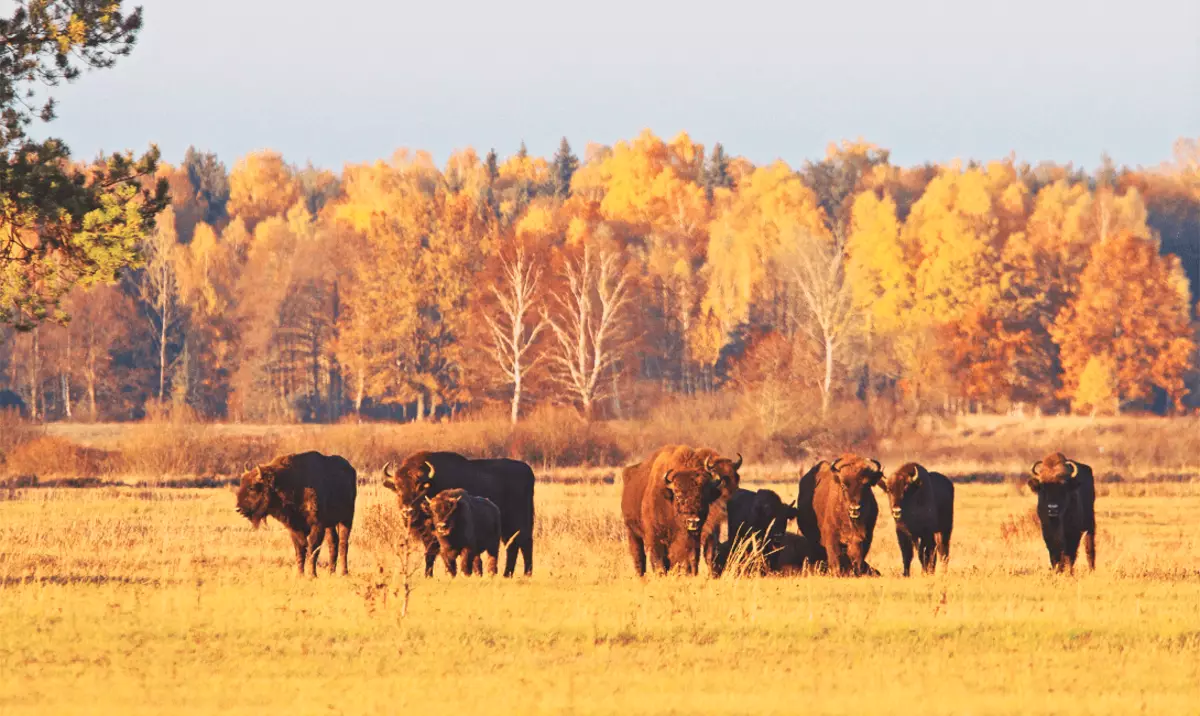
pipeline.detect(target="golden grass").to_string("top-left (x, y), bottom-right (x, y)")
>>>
top-left (2, 477), bottom-right (1200, 715)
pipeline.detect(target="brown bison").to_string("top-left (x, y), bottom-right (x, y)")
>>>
top-left (235, 451), bottom-right (357, 576)
top-left (625, 445), bottom-right (742, 574)
top-left (1028, 453), bottom-right (1096, 572)
top-left (878, 462), bottom-right (954, 576)
top-left (425, 489), bottom-right (502, 577)
top-left (383, 452), bottom-right (534, 577)
top-left (718, 488), bottom-right (799, 575)
top-left (622, 454), bottom-right (724, 576)
top-left (796, 454), bottom-right (883, 576)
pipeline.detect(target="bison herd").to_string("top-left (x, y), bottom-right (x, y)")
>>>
top-left (234, 446), bottom-right (1098, 578)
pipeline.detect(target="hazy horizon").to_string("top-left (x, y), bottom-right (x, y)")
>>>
top-left (35, 0), bottom-right (1200, 169)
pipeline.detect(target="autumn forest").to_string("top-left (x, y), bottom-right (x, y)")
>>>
top-left (3, 133), bottom-right (1199, 426)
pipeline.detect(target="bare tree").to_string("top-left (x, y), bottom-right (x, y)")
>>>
top-left (138, 211), bottom-right (180, 402)
top-left (786, 232), bottom-right (857, 417)
top-left (483, 248), bottom-right (547, 424)
top-left (544, 247), bottom-right (632, 420)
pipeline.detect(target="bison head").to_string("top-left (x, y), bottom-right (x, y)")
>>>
top-left (235, 463), bottom-right (276, 527)
top-left (749, 490), bottom-right (798, 548)
top-left (382, 459), bottom-right (436, 527)
top-left (702, 452), bottom-right (743, 496)
top-left (880, 462), bottom-right (925, 521)
top-left (830, 454), bottom-right (883, 521)
top-left (663, 468), bottom-right (722, 534)
top-left (425, 489), bottom-right (465, 538)
top-left (1028, 452), bottom-right (1081, 520)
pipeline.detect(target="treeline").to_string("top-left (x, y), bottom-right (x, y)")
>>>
top-left (2, 134), bottom-right (1198, 425)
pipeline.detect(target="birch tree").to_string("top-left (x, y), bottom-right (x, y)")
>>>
top-left (786, 231), bottom-right (856, 417)
top-left (483, 249), bottom-right (547, 424)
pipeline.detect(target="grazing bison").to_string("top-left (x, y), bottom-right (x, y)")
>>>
top-left (1028, 453), bottom-right (1096, 572)
top-left (425, 489), bottom-right (502, 577)
top-left (622, 455), bottom-right (723, 576)
top-left (235, 451), bottom-right (357, 576)
top-left (720, 488), bottom-right (798, 574)
top-left (383, 452), bottom-right (534, 577)
top-left (796, 454), bottom-right (883, 576)
top-left (878, 462), bottom-right (954, 576)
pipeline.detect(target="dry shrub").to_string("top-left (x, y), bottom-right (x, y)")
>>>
top-left (2, 436), bottom-right (110, 479)
top-left (509, 406), bottom-right (627, 468)
top-left (112, 424), bottom-right (280, 480)
top-left (1000, 508), bottom-right (1041, 546)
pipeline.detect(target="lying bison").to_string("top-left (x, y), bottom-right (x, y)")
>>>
top-left (878, 462), bottom-right (954, 576)
top-left (1028, 453), bottom-right (1096, 572)
top-left (622, 453), bottom-right (723, 576)
top-left (383, 452), bottom-right (535, 577)
top-left (716, 488), bottom-right (798, 575)
top-left (797, 454), bottom-right (882, 576)
top-left (426, 489), bottom-right (502, 577)
top-left (235, 451), bottom-right (357, 576)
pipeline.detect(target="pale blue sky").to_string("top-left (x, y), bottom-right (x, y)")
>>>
top-left (42, 0), bottom-right (1200, 171)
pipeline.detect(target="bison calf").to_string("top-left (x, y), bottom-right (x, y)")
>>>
top-left (1028, 453), bottom-right (1096, 573)
top-left (425, 489), bottom-right (502, 577)
top-left (878, 463), bottom-right (954, 576)
top-left (717, 488), bottom-right (798, 576)
top-left (235, 451), bottom-right (357, 576)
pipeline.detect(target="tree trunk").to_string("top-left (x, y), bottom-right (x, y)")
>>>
top-left (62, 329), bottom-right (73, 420)
top-left (821, 334), bottom-right (834, 418)
top-left (511, 370), bottom-right (521, 425)
top-left (416, 391), bottom-right (425, 422)
top-left (158, 314), bottom-right (168, 401)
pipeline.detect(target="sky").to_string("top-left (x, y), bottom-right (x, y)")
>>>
top-left (35, 0), bottom-right (1200, 172)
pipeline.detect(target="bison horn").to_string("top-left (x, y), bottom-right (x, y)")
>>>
top-left (1030, 460), bottom-right (1042, 477)
top-left (733, 453), bottom-right (743, 470)
top-left (382, 462), bottom-right (393, 479)
top-left (703, 456), bottom-right (713, 471)
top-left (831, 458), bottom-right (844, 473)
top-left (663, 470), bottom-right (674, 485)
top-left (424, 496), bottom-right (432, 505)
top-left (424, 461), bottom-right (436, 480)
top-left (243, 461), bottom-right (253, 473)
top-left (868, 458), bottom-right (882, 474)
top-left (1067, 461), bottom-right (1078, 479)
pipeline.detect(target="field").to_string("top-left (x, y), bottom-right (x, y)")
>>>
top-left (2, 464), bottom-right (1200, 715)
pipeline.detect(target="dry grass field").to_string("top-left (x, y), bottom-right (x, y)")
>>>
top-left (2, 467), bottom-right (1200, 715)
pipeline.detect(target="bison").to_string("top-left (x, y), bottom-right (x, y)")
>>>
top-left (718, 488), bottom-right (799, 575)
top-left (796, 454), bottom-right (883, 576)
top-left (383, 451), bottom-right (535, 577)
top-left (878, 462), bottom-right (954, 576)
top-left (622, 455), bottom-right (724, 576)
top-left (1028, 453), bottom-right (1096, 572)
top-left (425, 489), bottom-right (502, 577)
top-left (235, 451), bottom-right (357, 576)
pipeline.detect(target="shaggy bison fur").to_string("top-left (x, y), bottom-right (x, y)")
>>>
top-left (797, 454), bottom-right (883, 576)
top-left (1028, 452), bottom-right (1096, 572)
top-left (878, 462), bottom-right (954, 576)
top-left (425, 489), bottom-right (502, 577)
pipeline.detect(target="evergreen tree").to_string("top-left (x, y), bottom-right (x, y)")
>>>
top-left (0, 1), bottom-right (168, 329)
top-left (551, 137), bottom-right (579, 199)
top-left (183, 147), bottom-right (231, 224)
top-left (703, 143), bottom-right (732, 203)
top-left (485, 148), bottom-right (499, 185)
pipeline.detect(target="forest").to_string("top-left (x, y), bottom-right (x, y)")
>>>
top-left (2, 134), bottom-right (1199, 426)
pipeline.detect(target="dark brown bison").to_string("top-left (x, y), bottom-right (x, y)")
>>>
top-left (425, 489), bottom-right (502, 577)
top-left (1028, 453), bottom-right (1096, 572)
top-left (796, 454), bottom-right (883, 576)
top-left (774, 533), bottom-right (812, 575)
top-left (622, 451), bottom-right (723, 576)
top-left (235, 451), bottom-right (357, 576)
top-left (383, 451), bottom-right (534, 577)
top-left (878, 462), bottom-right (954, 576)
top-left (717, 488), bottom-right (799, 575)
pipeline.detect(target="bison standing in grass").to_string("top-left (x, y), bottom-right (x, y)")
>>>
top-left (425, 489), bottom-right (502, 577)
top-left (797, 454), bottom-right (883, 576)
top-left (878, 462), bottom-right (954, 576)
top-left (622, 452), bottom-right (724, 576)
top-left (1028, 453), bottom-right (1096, 572)
top-left (383, 452), bottom-right (535, 577)
top-left (235, 451), bottom-right (357, 576)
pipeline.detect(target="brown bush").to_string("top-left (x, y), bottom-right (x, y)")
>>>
top-left (2, 436), bottom-right (111, 479)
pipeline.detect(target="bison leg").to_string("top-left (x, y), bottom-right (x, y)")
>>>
top-left (897, 530), bottom-right (914, 577)
top-left (485, 545), bottom-right (499, 576)
top-left (935, 531), bottom-right (950, 573)
top-left (702, 533), bottom-right (719, 577)
top-left (648, 540), bottom-right (670, 576)
top-left (423, 539), bottom-right (439, 578)
top-left (290, 532), bottom-right (308, 576)
top-left (1064, 530), bottom-right (1082, 575)
top-left (625, 525), bottom-right (647, 577)
top-left (337, 524), bottom-right (351, 575)
top-left (442, 549), bottom-right (459, 578)
top-left (519, 536), bottom-right (533, 577)
top-left (1084, 531), bottom-right (1095, 571)
top-left (326, 527), bottom-right (340, 575)
top-left (461, 550), bottom-right (475, 576)
top-left (306, 526), bottom-right (326, 577)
